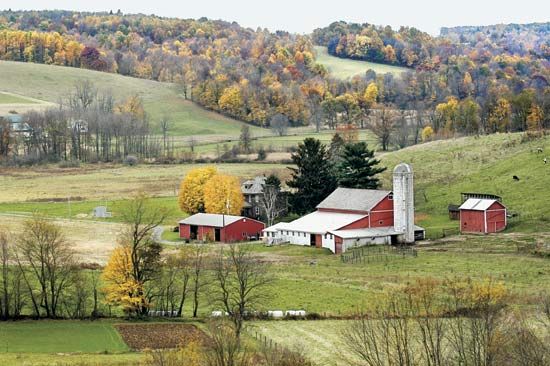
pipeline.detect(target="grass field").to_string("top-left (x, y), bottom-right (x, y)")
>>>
top-left (0, 61), bottom-right (264, 137)
top-left (378, 133), bottom-right (550, 236)
top-left (315, 46), bottom-right (408, 79)
top-left (0, 92), bottom-right (38, 104)
top-left (0, 321), bottom-right (129, 353)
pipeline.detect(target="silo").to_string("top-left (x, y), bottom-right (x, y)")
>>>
top-left (393, 163), bottom-right (415, 243)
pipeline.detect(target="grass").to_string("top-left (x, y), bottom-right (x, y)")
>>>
top-left (0, 61), bottom-right (264, 137)
top-left (0, 92), bottom-right (38, 104)
top-left (251, 320), bottom-right (355, 365)
top-left (0, 163), bottom-right (289, 203)
top-left (0, 353), bottom-right (143, 366)
top-left (0, 320), bottom-right (129, 353)
top-left (315, 46), bottom-right (408, 79)
top-left (378, 133), bottom-right (550, 236)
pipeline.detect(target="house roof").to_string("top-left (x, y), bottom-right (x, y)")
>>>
top-left (459, 198), bottom-right (503, 211)
top-left (264, 211), bottom-right (367, 234)
top-left (262, 222), bottom-right (290, 232)
top-left (241, 176), bottom-right (266, 195)
top-left (179, 213), bottom-right (244, 227)
top-left (330, 225), bottom-right (425, 239)
top-left (316, 188), bottom-right (391, 212)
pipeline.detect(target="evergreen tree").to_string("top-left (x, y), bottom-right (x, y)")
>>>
top-left (328, 133), bottom-right (345, 165)
top-left (288, 138), bottom-right (337, 214)
top-left (337, 142), bottom-right (386, 189)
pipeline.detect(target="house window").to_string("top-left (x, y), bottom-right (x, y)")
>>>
top-left (255, 195), bottom-right (259, 203)
top-left (329, 234), bottom-right (333, 239)
top-left (255, 207), bottom-right (260, 215)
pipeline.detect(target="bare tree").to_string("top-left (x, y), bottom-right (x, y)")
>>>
top-left (370, 107), bottom-right (396, 151)
top-left (191, 245), bottom-right (208, 318)
top-left (205, 319), bottom-right (252, 366)
top-left (0, 227), bottom-right (11, 319)
top-left (15, 216), bottom-right (76, 318)
top-left (212, 245), bottom-right (271, 339)
top-left (260, 183), bottom-right (285, 227)
top-left (239, 125), bottom-right (252, 154)
top-left (160, 115), bottom-right (170, 156)
top-left (269, 114), bottom-right (289, 137)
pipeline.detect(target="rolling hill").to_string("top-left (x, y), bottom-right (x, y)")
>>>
top-left (0, 61), bottom-right (264, 137)
top-left (379, 133), bottom-right (550, 236)
top-left (314, 46), bottom-right (409, 79)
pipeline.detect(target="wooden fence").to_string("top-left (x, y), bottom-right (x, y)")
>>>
top-left (341, 245), bottom-right (417, 264)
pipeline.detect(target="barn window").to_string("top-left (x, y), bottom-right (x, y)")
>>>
top-left (388, 193), bottom-right (393, 200)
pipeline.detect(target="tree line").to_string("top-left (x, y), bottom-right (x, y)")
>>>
top-left (2, 11), bottom-right (550, 141)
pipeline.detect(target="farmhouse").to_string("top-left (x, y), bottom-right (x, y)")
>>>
top-left (459, 198), bottom-right (507, 234)
top-left (179, 213), bottom-right (265, 243)
top-left (263, 163), bottom-right (425, 254)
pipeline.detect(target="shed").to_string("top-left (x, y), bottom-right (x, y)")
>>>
top-left (459, 199), bottom-right (507, 234)
top-left (179, 213), bottom-right (265, 243)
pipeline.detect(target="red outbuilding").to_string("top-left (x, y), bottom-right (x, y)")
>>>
top-left (179, 213), bottom-right (265, 243)
top-left (459, 198), bottom-right (507, 234)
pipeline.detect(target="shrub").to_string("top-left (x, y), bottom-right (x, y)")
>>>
top-left (123, 155), bottom-right (139, 166)
top-left (257, 147), bottom-right (267, 161)
top-left (58, 159), bottom-right (81, 168)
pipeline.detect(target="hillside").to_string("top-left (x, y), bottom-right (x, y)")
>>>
top-left (379, 133), bottom-right (550, 236)
top-left (314, 46), bottom-right (408, 79)
top-left (0, 61), bottom-right (263, 137)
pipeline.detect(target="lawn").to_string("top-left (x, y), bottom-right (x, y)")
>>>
top-left (0, 320), bottom-right (129, 354)
top-left (0, 61), bottom-right (264, 137)
top-left (315, 46), bottom-right (409, 79)
top-left (0, 92), bottom-right (38, 104)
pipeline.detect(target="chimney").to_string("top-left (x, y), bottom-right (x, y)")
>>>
top-left (393, 163), bottom-right (415, 243)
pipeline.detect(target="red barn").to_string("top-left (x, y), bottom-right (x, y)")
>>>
top-left (459, 199), bottom-right (507, 234)
top-left (179, 213), bottom-right (265, 243)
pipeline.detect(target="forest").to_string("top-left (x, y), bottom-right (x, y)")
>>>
top-left (1, 10), bottom-right (550, 155)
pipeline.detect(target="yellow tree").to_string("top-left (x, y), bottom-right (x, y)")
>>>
top-left (102, 246), bottom-right (147, 316)
top-left (364, 82), bottom-right (379, 104)
top-left (178, 166), bottom-right (218, 214)
top-left (203, 174), bottom-right (244, 215)
top-left (488, 98), bottom-right (512, 133)
top-left (527, 104), bottom-right (544, 132)
top-left (421, 126), bottom-right (435, 142)
top-left (218, 85), bottom-right (244, 118)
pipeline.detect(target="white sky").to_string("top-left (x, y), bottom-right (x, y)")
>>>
top-left (7, 0), bottom-right (550, 35)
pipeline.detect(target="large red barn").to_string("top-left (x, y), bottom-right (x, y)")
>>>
top-left (459, 198), bottom-right (507, 234)
top-left (179, 213), bottom-right (265, 243)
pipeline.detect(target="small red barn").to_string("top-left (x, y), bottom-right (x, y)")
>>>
top-left (179, 213), bottom-right (265, 243)
top-left (459, 199), bottom-right (507, 234)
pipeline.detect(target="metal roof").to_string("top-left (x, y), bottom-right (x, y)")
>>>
top-left (241, 176), bottom-right (266, 195)
top-left (264, 211), bottom-right (366, 234)
top-left (316, 188), bottom-right (391, 212)
top-left (459, 198), bottom-right (502, 211)
top-left (179, 213), bottom-right (244, 227)
top-left (330, 225), bottom-right (425, 239)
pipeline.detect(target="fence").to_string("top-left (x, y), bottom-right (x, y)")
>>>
top-left (341, 245), bottom-right (417, 264)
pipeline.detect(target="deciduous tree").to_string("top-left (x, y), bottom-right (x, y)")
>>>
top-left (204, 174), bottom-right (244, 215)
top-left (178, 166), bottom-right (218, 214)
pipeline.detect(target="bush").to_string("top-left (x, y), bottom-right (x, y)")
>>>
top-left (58, 159), bottom-right (81, 168)
top-left (257, 147), bottom-right (267, 161)
top-left (123, 155), bottom-right (139, 166)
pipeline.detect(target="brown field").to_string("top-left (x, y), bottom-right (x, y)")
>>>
top-left (0, 214), bottom-right (123, 264)
top-left (115, 323), bottom-right (207, 350)
top-left (0, 163), bottom-right (290, 203)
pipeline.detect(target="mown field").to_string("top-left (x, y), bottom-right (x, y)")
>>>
top-left (314, 46), bottom-right (408, 79)
top-left (0, 92), bottom-right (38, 104)
top-left (0, 61), bottom-right (263, 137)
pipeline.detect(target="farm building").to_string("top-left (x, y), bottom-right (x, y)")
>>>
top-left (263, 163), bottom-right (425, 254)
top-left (179, 213), bottom-right (265, 243)
top-left (459, 198), bottom-right (507, 234)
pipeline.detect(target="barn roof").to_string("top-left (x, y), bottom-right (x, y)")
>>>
top-left (459, 198), bottom-right (504, 211)
top-left (316, 188), bottom-right (391, 212)
top-left (330, 225), bottom-right (425, 239)
top-left (179, 213), bottom-right (244, 227)
top-left (264, 211), bottom-right (367, 234)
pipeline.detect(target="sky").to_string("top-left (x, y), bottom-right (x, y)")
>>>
top-left (9, 0), bottom-right (550, 35)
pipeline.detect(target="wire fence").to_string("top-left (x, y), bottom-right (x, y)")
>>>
top-left (341, 245), bottom-right (418, 264)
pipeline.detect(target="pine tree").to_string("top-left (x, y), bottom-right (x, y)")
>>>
top-left (288, 138), bottom-right (337, 214)
top-left (337, 142), bottom-right (386, 189)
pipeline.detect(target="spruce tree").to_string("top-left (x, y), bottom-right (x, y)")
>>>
top-left (337, 142), bottom-right (386, 189)
top-left (288, 138), bottom-right (337, 214)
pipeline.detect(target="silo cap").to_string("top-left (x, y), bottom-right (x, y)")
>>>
top-left (393, 163), bottom-right (413, 174)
